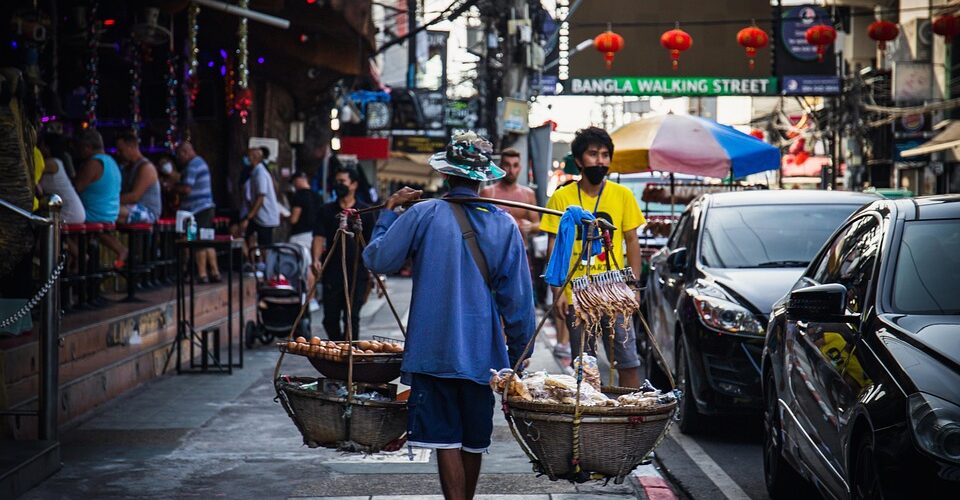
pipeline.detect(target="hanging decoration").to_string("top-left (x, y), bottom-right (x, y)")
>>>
top-left (165, 53), bottom-right (179, 151)
top-left (235, 0), bottom-right (251, 124)
top-left (867, 20), bottom-right (899, 53)
top-left (129, 42), bottom-right (143, 130)
top-left (736, 25), bottom-right (768, 71)
top-left (932, 14), bottom-right (960, 43)
top-left (185, 3), bottom-right (200, 108)
top-left (593, 27), bottom-right (624, 70)
top-left (660, 25), bottom-right (692, 71)
top-left (804, 24), bottom-right (836, 62)
top-left (85, 1), bottom-right (101, 126)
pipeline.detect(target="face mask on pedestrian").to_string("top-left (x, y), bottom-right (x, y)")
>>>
top-left (160, 161), bottom-right (173, 175)
top-left (582, 166), bottom-right (608, 185)
top-left (242, 155), bottom-right (251, 167)
top-left (334, 183), bottom-right (350, 198)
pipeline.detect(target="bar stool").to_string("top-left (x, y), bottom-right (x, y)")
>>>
top-left (213, 216), bottom-right (230, 235)
top-left (82, 222), bottom-right (107, 307)
top-left (117, 222), bottom-right (154, 301)
top-left (156, 218), bottom-right (177, 285)
top-left (60, 223), bottom-right (86, 312)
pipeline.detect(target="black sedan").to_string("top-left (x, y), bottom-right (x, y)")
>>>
top-left (642, 190), bottom-right (879, 433)
top-left (762, 195), bottom-right (960, 499)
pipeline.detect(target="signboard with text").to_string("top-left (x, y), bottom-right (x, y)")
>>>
top-left (781, 75), bottom-right (841, 95)
top-left (564, 77), bottom-right (777, 96)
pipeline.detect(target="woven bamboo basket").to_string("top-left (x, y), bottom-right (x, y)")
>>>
top-left (276, 376), bottom-right (407, 453)
top-left (505, 386), bottom-right (675, 483)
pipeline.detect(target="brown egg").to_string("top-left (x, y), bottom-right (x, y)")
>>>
top-left (309, 337), bottom-right (321, 345)
top-left (295, 336), bottom-right (307, 344)
top-left (364, 349), bottom-right (375, 354)
top-left (286, 341), bottom-right (297, 352)
top-left (357, 340), bottom-right (372, 350)
top-left (368, 341), bottom-right (382, 351)
top-left (310, 345), bottom-right (322, 356)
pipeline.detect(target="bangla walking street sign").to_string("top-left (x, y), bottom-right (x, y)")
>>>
top-left (563, 77), bottom-right (778, 96)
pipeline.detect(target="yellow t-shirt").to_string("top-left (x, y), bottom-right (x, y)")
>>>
top-left (32, 147), bottom-right (44, 210)
top-left (541, 180), bottom-right (645, 299)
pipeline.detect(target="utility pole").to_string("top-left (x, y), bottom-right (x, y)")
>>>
top-left (406, 0), bottom-right (417, 89)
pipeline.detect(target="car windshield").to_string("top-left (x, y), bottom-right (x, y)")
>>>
top-left (892, 219), bottom-right (960, 315)
top-left (700, 204), bottom-right (859, 269)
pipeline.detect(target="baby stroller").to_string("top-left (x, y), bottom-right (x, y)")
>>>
top-left (245, 243), bottom-right (311, 348)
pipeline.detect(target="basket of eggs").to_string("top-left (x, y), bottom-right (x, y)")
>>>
top-left (280, 336), bottom-right (404, 384)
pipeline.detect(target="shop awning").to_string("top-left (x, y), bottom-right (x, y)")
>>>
top-left (901, 121), bottom-right (960, 157)
top-left (377, 152), bottom-right (436, 185)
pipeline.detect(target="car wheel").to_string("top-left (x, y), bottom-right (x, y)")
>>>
top-left (763, 372), bottom-right (804, 499)
top-left (852, 433), bottom-right (883, 500)
top-left (676, 341), bottom-right (705, 434)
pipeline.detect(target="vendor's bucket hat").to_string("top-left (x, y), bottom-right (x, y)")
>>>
top-left (429, 130), bottom-right (505, 182)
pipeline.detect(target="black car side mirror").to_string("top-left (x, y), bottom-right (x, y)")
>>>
top-left (666, 247), bottom-right (687, 274)
top-left (787, 283), bottom-right (857, 322)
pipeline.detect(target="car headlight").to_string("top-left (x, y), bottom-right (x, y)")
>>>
top-left (908, 392), bottom-right (960, 464)
top-left (692, 294), bottom-right (765, 336)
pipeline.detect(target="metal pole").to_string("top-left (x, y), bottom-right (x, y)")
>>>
top-left (191, 0), bottom-right (290, 29)
top-left (407, 0), bottom-right (417, 89)
top-left (39, 195), bottom-right (62, 441)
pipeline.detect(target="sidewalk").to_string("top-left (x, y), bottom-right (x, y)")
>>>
top-left (23, 278), bottom-right (669, 499)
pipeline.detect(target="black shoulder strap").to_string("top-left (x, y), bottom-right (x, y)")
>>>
top-left (448, 201), bottom-right (492, 288)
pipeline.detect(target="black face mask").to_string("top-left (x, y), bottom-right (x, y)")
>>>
top-left (333, 183), bottom-right (350, 198)
top-left (582, 166), bottom-right (608, 185)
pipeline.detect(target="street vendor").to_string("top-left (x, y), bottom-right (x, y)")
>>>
top-left (363, 131), bottom-right (536, 500)
top-left (540, 126), bottom-right (646, 389)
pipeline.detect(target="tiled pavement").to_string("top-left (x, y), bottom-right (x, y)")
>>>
top-left (24, 277), bottom-right (666, 499)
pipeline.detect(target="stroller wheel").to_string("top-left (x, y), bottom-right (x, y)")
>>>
top-left (259, 329), bottom-right (274, 345)
top-left (244, 321), bottom-right (257, 349)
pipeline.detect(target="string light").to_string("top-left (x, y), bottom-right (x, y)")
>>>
top-left (165, 53), bottom-right (179, 151)
top-left (85, 1), bottom-right (100, 126)
top-left (236, 0), bottom-right (251, 124)
top-left (185, 3), bottom-right (200, 107)
top-left (129, 42), bottom-right (142, 130)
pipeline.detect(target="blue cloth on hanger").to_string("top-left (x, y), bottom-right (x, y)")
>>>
top-left (543, 206), bottom-right (602, 287)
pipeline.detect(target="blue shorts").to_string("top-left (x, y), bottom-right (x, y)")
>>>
top-left (406, 373), bottom-right (495, 453)
top-left (124, 203), bottom-right (157, 224)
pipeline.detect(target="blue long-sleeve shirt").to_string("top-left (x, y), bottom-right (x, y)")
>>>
top-left (363, 187), bottom-right (536, 385)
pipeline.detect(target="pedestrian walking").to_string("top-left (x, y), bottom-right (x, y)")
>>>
top-left (175, 141), bottom-right (220, 283)
top-left (241, 146), bottom-right (280, 248)
top-left (479, 148), bottom-right (539, 237)
top-left (363, 132), bottom-right (535, 500)
top-left (540, 126), bottom-right (646, 389)
top-left (312, 166), bottom-right (376, 342)
top-left (287, 170), bottom-right (318, 286)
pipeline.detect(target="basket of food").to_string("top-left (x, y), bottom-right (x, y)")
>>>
top-left (281, 337), bottom-right (404, 383)
top-left (494, 358), bottom-right (676, 484)
top-left (275, 376), bottom-right (408, 453)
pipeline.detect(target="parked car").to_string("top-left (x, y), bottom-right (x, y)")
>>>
top-left (642, 190), bottom-right (879, 433)
top-left (761, 195), bottom-right (960, 499)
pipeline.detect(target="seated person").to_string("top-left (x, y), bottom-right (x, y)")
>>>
top-left (115, 131), bottom-right (162, 224)
top-left (73, 128), bottom-right (125, 265)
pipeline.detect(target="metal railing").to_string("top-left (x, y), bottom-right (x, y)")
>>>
top-left (0, 194), bottom-right (62, 441)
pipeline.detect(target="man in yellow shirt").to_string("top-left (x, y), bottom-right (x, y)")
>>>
top-left (540, 127), bottom-right (645, 388)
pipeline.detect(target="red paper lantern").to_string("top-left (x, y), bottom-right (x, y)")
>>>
top-left (933, 14), bottom-right (960, 42)
top-left (594, 30), bottom-right (625, 70)
top-left (867, 20), bottom-right (899, 52)
top-left (736, 26), bottom-right (769, 70)
top-left (660, 28), bottom-right (692, 71)
top-left (804, 24), bottom-right (836, 62)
